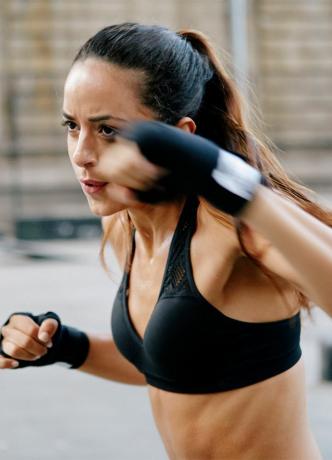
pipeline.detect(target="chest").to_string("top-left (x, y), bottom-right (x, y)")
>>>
top-left (126, 225), bottom-right (297, 342)
top-left (127, 256), bottom-right (166, 337)
top-left (126, 228), bottom-right (238, 341)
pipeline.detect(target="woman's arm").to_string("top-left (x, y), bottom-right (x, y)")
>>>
top-left (241, 185), bottom-right (332, 314)
top-left (78, 333), bottom-right (146, 385)
top-left (0, 314), bottom-right (145, 384)
top-left (116, 122), bottom-right (332, 312)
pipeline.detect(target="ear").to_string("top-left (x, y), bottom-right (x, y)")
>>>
top-left (176, 117), bottom-right (196, 134)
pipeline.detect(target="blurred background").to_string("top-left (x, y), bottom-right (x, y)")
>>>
top-left (0, 0), bottom-right (332, 459)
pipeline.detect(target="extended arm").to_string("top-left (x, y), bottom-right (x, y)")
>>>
top-left (241, 185), bottom-right (332, 314)
top-left (0, 312), bottom-right (146, 385)
top-left (122, 121), bottom-right (332, 315)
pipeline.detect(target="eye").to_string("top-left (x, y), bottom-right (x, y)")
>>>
top-left (61, 120), bottom-right (78, 132)
top-left (99, 125), bottom-right (118, 139)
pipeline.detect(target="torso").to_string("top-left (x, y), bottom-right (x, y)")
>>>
top-left (148, 360), bottom-right (321, 460)
top-left (109, 199), bottom-right (321, 460)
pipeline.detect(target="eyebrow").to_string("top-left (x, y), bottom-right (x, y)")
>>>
top-left (62, 111), bottom-right (127, 123)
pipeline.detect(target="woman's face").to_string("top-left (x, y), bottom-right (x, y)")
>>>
top-left (62, 58), bottom-right (155, 216)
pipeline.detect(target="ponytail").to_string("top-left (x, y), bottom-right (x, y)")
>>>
top-left (178, 30), bottom-right (263, 168)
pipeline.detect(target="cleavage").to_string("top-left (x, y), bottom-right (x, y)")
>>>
top-left (127, 245), bottom-right (170, 340)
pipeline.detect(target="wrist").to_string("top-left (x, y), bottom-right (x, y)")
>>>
top-left (212, 149), bottom-right (262, 203)
top-left (203, 149), bottom-right (264, 216)
top-left (57, 325), bottom-right (90, 369)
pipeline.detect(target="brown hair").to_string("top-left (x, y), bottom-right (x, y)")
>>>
top-left (77, 24), bottom-right (332, 308)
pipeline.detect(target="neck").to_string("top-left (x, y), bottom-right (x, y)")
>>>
top-left (128, 197), bottom-right (186, 259)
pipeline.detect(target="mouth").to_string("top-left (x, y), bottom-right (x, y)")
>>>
top-left (80, 178), bottom-right (108, 195)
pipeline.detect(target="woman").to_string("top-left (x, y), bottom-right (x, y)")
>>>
top-left (1, 23), bottom-right (332, 459)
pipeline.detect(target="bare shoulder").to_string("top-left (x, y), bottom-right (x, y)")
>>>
top-left (197, 197), bottom-right (305, 292)
top-left (195, 199), bottom-right (301, 321)
top-left (196, 198), bottom-right (241, 255)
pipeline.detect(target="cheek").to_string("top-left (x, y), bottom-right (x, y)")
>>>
top-left (67, 137), bottom-right (76, 162)
top-left (67, 140), bottom-right (80, 175)
top-left (68, 156), bottom-right (80, 182)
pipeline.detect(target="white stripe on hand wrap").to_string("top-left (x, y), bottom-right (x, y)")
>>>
top-left (212, 149), bottom-right (262, 201)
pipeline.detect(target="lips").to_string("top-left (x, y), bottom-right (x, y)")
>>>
top-left (80, 178), bottom-right (108, 195)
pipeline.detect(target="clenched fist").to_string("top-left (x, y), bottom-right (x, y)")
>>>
top-left (0, 311), bottom-right (89, 369)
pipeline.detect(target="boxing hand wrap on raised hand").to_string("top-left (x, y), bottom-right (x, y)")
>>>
top-left (0, 311), bottom-right (89, 369)
top-left (122, 121), bottom-right (265, 216)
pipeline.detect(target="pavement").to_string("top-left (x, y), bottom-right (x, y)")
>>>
top-left (0, 238), bottom-right (332, 460)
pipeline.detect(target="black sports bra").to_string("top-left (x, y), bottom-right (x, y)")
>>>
top-left (111, 196), bottom-right (301, 394)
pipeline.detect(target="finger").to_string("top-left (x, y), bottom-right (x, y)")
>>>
top-left (38, 319), bottom-right (59, 344)
top-left (8, 315), bottom-right (40, 339)
top-left (101, 141), bottom-right (166, 189)
top-left (106, 164), bottom-right (161, 191)
top-left (120, 137), bottom-right (169, 179)
top-left (121, 157), bottom-right (166, 189)
top-left (1, 326), bottom-right (48, 357)
top-left (1, 338), bottom-right (43, 361)
top-left (0, 356), bottom-right (19, 369)
top-left (5, 315), bottom-right (53, 348)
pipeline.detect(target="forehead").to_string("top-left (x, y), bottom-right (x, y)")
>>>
top-left (63, 58), bottom-right (152, 119)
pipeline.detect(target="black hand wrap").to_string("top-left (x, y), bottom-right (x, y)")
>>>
top-left (122, 121), bottom-right (265, 215)
top-left (0, 311), bottom-right (89, 369)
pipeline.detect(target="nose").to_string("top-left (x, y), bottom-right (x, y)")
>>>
top-left (71, 132), bottom-right (97, 168)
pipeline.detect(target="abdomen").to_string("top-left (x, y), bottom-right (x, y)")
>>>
top-left (147, 360), bottom-right (321, 460)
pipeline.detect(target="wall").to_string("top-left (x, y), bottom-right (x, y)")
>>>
top-left (1, 0), bottom-right (331, 235)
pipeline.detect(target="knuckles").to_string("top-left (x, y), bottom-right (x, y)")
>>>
top-left (7, 316), bottom-right (39, 337)
top-left (2, 341), bottom-right (17, 357)
top-left (1, 338), bottom-right (46, 359)
top-left (104, 142), bottom-right (161, 182)
top-left (0, 314), bottom-right (46, 364)
top-left (20, 336), bottom-right (36, 350)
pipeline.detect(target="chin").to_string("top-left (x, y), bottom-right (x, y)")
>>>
top-left (87, 197), bottom-right (126, 217)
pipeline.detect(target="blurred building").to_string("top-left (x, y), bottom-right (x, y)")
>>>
top-left (0, 0), bottom-right (331, 237)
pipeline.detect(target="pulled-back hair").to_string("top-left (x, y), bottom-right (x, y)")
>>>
top-left (73, 23), bottom-right (212, 127)
top-left (73, 23), bottom-right (332, 310)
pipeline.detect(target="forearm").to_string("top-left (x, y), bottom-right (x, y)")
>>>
top-left (241, 185), bottom-right (332, 311)
top-left (78, 333), bottom-right (146, 385)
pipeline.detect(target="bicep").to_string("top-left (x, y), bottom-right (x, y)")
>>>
top-left (245, 226), bottom-right (308, 295)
